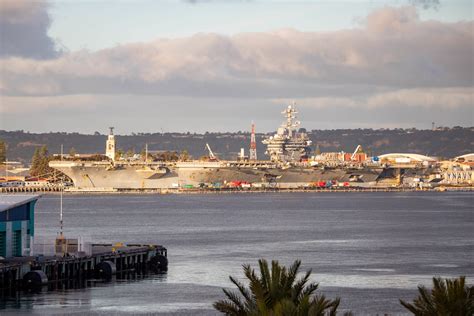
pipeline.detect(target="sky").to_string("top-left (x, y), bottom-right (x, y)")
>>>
top-left (0, 0), bottom-right (473, 134)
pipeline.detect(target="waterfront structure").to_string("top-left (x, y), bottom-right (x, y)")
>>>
top-left (454, 153), bottom-right (474, 164)
top-left (378, 153), bottom-right (437, 166)
top-left (49, 104), bottom-right (382, 190)
top-left (0, 196), bottom-right (168, 290)
top-left (0, 162), bottom-right (30, 179)
top-left (438, 159), bottom-right (473, 185)
top-left (312, 146), bottom-right (368, 166)
top-left (0, 195), bottom-right (39, 258)
top-left (48, 103), bottom-right (468, 191)
top-left (105, 127), bottom-right (116, 161)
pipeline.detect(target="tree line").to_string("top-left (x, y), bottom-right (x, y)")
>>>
top-left (2, 127), bottom-right (473, 163)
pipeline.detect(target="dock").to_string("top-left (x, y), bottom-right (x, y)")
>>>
top-left (0, 243), bottom-right (168, 290)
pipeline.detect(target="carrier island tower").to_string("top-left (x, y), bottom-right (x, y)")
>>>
top-left (49, 104), bottom-right (383, 190)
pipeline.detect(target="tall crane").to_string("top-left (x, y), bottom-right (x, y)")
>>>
top-left (351, 145), bottom-right (362, 161)
top-left (205, 143), bottom-right (217, 161)
top-left (249, 122), bottom-right (257, 161)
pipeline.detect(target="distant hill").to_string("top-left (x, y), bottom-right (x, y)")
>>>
top-left (1, 127), bottom-right (473, 165)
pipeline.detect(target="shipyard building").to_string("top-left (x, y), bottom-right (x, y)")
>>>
top-left (0, 195), bottom-right (39, 258)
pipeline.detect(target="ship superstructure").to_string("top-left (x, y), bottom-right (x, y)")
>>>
top-left (263, 103), bottom-right (312, 162)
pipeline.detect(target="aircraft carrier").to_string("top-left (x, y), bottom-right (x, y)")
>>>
top-left (49, 104), bottom-right (384, 190)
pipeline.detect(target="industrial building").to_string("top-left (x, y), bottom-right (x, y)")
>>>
top-left (0, 195), bottom-right (39, 258)
top-left (454, 153), bottom-right (474, 164)
top-left (439, 155), bottom-right (474, 185)
top-left (378, 153), bottom-right (436, 165)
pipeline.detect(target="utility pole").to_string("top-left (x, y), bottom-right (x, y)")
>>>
top-left (145, 143), bottom-right (148, 163)
top-left (60, 144), bottom-right (63, 238)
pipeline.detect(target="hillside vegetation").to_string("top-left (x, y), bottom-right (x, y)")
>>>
top-left (1, 127), bottom-right (472, 164)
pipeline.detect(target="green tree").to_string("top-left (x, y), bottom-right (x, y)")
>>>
top-left (30, 145), bottom-right (55, 177)
top-left (400, 276), bottom-right (474, 315)
top-left (0, 139), bottom-right (6, 163)
top-left (30, 147), bottom-right (42, 176)
top-left (213, 259), bottom-right (341, 315)
top-left (39, 146), bottom-right (49, 174)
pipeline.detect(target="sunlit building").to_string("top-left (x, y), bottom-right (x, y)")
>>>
top-left (0, 195), bottom-right (39, 258)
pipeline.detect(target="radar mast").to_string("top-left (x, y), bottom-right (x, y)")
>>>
top-left (263, 103), bottom-right (311, 162)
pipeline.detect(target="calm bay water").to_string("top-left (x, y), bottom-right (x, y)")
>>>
top-left (1, 192), bottom-right (473, 315)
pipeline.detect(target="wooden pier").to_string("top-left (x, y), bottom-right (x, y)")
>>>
top-left (0, 186), bottom-right (63, 193)
top-left (0, 243), bottom-right (167, 290)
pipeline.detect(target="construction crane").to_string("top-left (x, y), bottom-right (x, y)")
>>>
top-left (351, 145), bottom-right (362, 161)
top-left (249, 122), bottom-right (257, 161)
top-left (205, 143), bottom-right (218, 161)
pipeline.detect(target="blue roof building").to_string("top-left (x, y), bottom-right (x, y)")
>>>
top-left (0, 195), bottom-right (40, 258)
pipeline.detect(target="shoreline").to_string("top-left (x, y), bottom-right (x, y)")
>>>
top-left (1, 186), bottom-right (472, 195)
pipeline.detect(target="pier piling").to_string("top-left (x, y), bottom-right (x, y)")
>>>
top-left (0, 243), bottom-right (167, 291)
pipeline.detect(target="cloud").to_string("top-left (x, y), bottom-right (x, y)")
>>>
top-left (1, 4), bottom-right (471, 131)
top-left (409, 0), bottom-right (440, 10)
top-left (0, 6), bottom-right (472, 106)
top-left (0, 0), bottom-right (58, 59)
top-left (0, 94), bottom-right (100, 114)
top-left (0, 7), bottom-right (474, 128)
top-left (1, 93), bottom-right (472, 133)
top-left (182, 0), bottom-right (252, 4)
top-left (273, 87), bottom-right (474, 109)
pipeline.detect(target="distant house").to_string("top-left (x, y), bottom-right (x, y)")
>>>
top-left (0, 195), bottom-right (40, 258)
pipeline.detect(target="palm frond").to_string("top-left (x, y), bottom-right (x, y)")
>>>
top-left (214, 259), bottom-right (341, 315)
top-left (229, 275), bottom-right (252, 304)
top-left (400, 276), bottom-right (474, 315)
top-left (213, 299), bottom-right (244, 316)
top-left (223, 288), bottom-right (246, 311)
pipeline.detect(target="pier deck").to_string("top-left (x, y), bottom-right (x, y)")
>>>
top-left (0, 243), bottom-right (167, 290)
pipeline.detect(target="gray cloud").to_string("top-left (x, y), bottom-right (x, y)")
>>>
top-left (1, 6), bottom-right (472, 99)
top-left (1, 94), bottom-right (472, 133)
top-left (409, 0), bottom-right (440, 10)
top-left (182, 0), bottom-right (252, 4)
top-left (0, 0), bottom-right (58, 59)
top-left (0, 5), bottom-right (472, 131)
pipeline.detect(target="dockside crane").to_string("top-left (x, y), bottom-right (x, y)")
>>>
top-left (351, 145), bottom-right (362, 161)
top-left (205, 143), bottom-right (218, 161)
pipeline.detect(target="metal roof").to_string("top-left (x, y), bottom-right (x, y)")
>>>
top-left (0, 195), bottom-right (41, 213)
top-left (455, 153), bottom-right (474, 161)
top-left (378, 153), bottom-right (436, 162)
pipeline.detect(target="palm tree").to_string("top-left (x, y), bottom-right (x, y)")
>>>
top-left (213, 259), bottom-right (342, 315)
top-left (400, 276), bottom-right (474, 315)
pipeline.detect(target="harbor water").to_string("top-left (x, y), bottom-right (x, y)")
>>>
top-left (1, 192), bottom-right (473, 315)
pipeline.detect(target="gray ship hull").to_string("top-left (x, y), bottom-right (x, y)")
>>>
top-left (50, 161), bottom-right (383, 189)
top-left (179, 165), bottom-right (380, 186)
top-left (50, 161), bottom-right (178, 189)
